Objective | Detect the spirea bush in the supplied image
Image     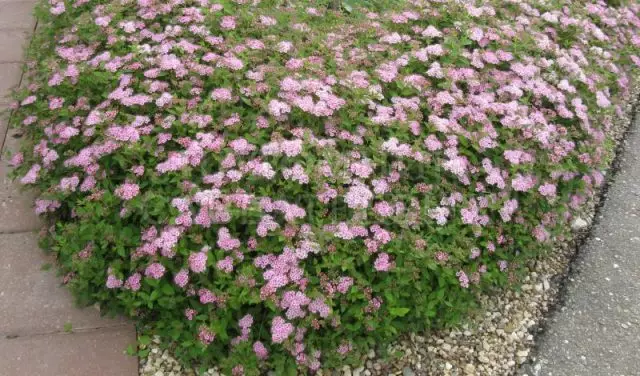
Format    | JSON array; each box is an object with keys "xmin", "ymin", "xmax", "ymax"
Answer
[{"xmin": 8, "ymin": 0, "xmax": 640, "ymax": 373}]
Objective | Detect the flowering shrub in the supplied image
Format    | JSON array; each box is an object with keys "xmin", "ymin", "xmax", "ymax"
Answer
[{"xmin": 8, "ymin": 0, "xmax": 640, "ymax": 373}]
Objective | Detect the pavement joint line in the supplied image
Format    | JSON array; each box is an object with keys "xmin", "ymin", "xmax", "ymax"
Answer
[
  {"xmin": 0, "ymin": 227, "xmax": 40, "ymax": 235},
  {"xmin": 2, "ymin": 323, "xmax": 133, "ymax": 341},
  {"xmin": 0, "ymin": 28, "xmax": 33, "ymax": 32}
]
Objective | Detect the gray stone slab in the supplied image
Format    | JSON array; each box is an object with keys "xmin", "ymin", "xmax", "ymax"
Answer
[
  {"xmin": 0, "ymin": 1, "xmax": 36, "ymax": 30},
  {"xmin": 0, "ymin": 232, "xmax": 129, "ymax": 336},
  {"xmin": 0, "ymin": 326, "xmax": 138, "ymax": 376},
  {"xmin": 0, "ymin": 126, "xmax": 42, "ymax": 233},
  {"xmin": 0, "ymin": 63, "xmax": 21, "ymax": 105},
  {"xmin": 0, "ymin": 106, "xmax": 9, "ymax": 148},
  {"xmin": 520, "ymin": 130, "xmax": 640, "ymax": 374},
  {"xmin": 0, "ymin": 29, "xmax": 30, "ymax": 62},
  {"xmin": 1, "ymin": 119, "xmax": 22, "ymax": 162},
  {"xmin": 0, "ymin": 163, "xmax": 40, "ymax": 233}
]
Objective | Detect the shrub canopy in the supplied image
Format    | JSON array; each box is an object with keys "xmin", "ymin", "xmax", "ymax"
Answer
[{"xmin": 9, "ymin": 0, "xmax": 640, "ymax": 373}]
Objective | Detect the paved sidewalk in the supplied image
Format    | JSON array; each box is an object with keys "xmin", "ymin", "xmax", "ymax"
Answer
[
  {"xmin": 0, "ymin": 1, "xmax": 137, "ymax": 375},
  {"xmin": 520, "ymin": 118, "xmax": 640, "ymax": 374}
]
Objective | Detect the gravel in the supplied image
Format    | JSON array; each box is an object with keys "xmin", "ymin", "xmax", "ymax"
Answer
[{"xmin": 139, "ymin": 70, "xmax": 640, "ymax": 376}]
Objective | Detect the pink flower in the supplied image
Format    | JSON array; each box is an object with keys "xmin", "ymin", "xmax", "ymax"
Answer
[
  {"xmin": 280, "ymin": 139, "xmax": 303, "ymax": 157},
  {"xmin": 132, "ymin": 165, "xmax": 145, "ymax": 176},
  {"xmin": 216, "ymin": 256, "xmax": 234, "ymax": 273},
  {"xmin": 504, "ymin": 150, "xmax": 534, "ymax": 165},
  {"xmin": 211, "ymin": 88, "xmax": 234, "ymax": 102},
  {"xmin": 456, "ymin": 271, "xmax": 469, "ymax": 288},
  {"xmin": 308, "ymin": 298, "xmax": 330, "ymax": 318},
  {"xmin": 596, "ymin": 91, "xmax": 611, "ymax": 108},
  {"xmin": 188, "ymin": 251, "xmax": 208, "ymax": 273},
  {"xmin": 511, "ymin": 174, "xmax": 535, "ymax": 192},
  {"xmin": 50, "ymin": 2, "xmax": 65, "ymax": 15},
  {"xmin": 253, "ymin": 341, "xmax": 269, "ymax": 359},
  {"xmin": 174, "ymin": 269, "xmax": 189, "ymax": 288},
  {"xmin": 282, "ymin": 164, "xmax": 309, "ymax": 184},
  {"xmin": 198, "ymin": 326, "xmax": 216, "ymax": 345},
  {"xmin": 155, "ymin": 92, "xmax": 173, "ymax": 107},
  {"xmin": 239, "ymin": 314, "xmax": 253, "ymax": 329},
  {"xmin": 373, "ymin": 253, "xmax": 393, "ymax": 272},
  {"xmin": 49, "ymin": 97, "xmax": 64, "ymax": 110},
  {"xmin": 257, "ymin": 215, "xmax": 279, "ymax": 237},
  {"xmin": 198, "ymin": 288, "xmax": 217, "ymax": 304},
  {"xmin": 232, "ymin": 365, "xmax": 244, "ymax": 376},
  {"xmin": 59, "ymin": 176, "xmax": 80, "ymax": 192},
  {"xmin": 145, "ymin": 263, "xmax": 166, "ymax": 279},
  {"xmin": 424, "ymin": 135, "xmax": 443, "ymax": 151},
  {"xmin": 337, "ymin": 342, "xmax": 352, "ymax": 355},
  {"xmin": 106, "ymin": 274, "xmax": 123, "ymax": 289},
  {"xmin": 217, "ymin": 227, "xmax": 241, "ymax": 250},
  {"xmin": 259, "ymin": 15, "xmax": 276, "ymax": 26},
  {"xmin": 469, "ymin": 27, "xmax": 484, "ymax": 41},
  {"xmin": 277, "ymin": 41, "xmax": 293, "ymax": 53},
  {"xmin": 125, "ymin": 273, "xmax": 142, "ymax": 291},
  {"xmin": 428, "ymin": 206, "xmax": 449, "ymax": 225},
  {"xmin": 443, "ymin": 156, "xmax": 468, "ymax": 177},
  {"xmin": 344, "ymin": 184, "xmax": 373, "ymax": 209},
  {"xmin": 499, "ymin": 199, "xmax": 519, "ymax": 222},
  {"xmin": 268, "ymin": 100, "xmax": 291, "ymax": 117},
  {"xmin": 115, "ymin": 182, "xmax": 140, "ymax": 200},
  {"xmin": 20, "ymin": 164, "xmax": 41, "ymax": 184},
  {"xmin": 271, "ymin": 316, "xmax": 294, "ymax": 343},
  {"xmin": 336, "ymin": 277, "xmax": 353, "ymax": 294},
  {"xmin": 185, "ymin": 308, "xmax": 197, "ymax": 321},
  {"xmin": 21, "ymin": 95, "xmax": 36, "ymax": 106},
  {"xmin": 220, "ymin": 16, "xmax": 236, "ymax": 30},
  {"xmin": 350, "ymin": 161, "xmax": 374, "ymax": 178},
  {"xmin": 539, "ymin": 183, "xmax": 557, "ymax": 198},
  {"xmin": 281, "ymin": 291, "xmax": 311, "ymax": 319}
]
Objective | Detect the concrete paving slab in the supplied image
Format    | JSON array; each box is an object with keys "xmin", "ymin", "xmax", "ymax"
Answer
[
  {"xmin": 0, "ymin": 63, "xmax": 21, "ymax": 105},
  {"xmin": 0, "ymin": 326, "xmax": 138, "ymax": 376},
  {"xmin": 0, "ymin": 232, "xmax": 128, "ymax": 336},
  {"xmin": 0, "ymin": 29, "xmax": 30, "ymax": 62},
  {"xmin": 0, "ymin": 106, "xmax": 10, "ymax": 147},
  {"xmin": 0, "ymin": 126, "xmax": 42, "ymax": 233},
  {"xmin": 0, "ymin": 164, "xmax": 40, "ymax": 233},
  {"xmin": 0, "ymin": 1, "xmax": 36, "ymax": 30},
  {"xmin": 1, "ymin": 114, "xmax": 18, "ymax": 156}
]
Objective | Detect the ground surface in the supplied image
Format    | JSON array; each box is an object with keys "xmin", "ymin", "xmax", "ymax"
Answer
[
  {"xmin": 520, "ymin": 117, "xmax": 640, "ymax": 375},
  {"xmin": 0, "ymin": 1, "xmax": 137, "ymax": 375}
]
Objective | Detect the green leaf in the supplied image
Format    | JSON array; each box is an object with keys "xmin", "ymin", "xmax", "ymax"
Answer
[
  {"xmin": 389, "ymin": 307, "xmax": 410, "ymax": 317},
  {"xmin": 139, "ymin": 335, "xmax": 151, "ymax": 346},
  {"xmin": 126, "ymin": 344, "xmax": 137, "ymax": 356},
  {"xmin": 161, "ymin": 283, "xmax": 175, "ymax": 296},
  {"xmin": 63, "ymin": 322, "xmax": 73, "ymax": 333}
]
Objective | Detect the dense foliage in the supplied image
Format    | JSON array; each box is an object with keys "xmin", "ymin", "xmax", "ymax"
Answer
[{"xmin": 8, "ymin": 0, "xmax": 640, "ymax": 373}]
